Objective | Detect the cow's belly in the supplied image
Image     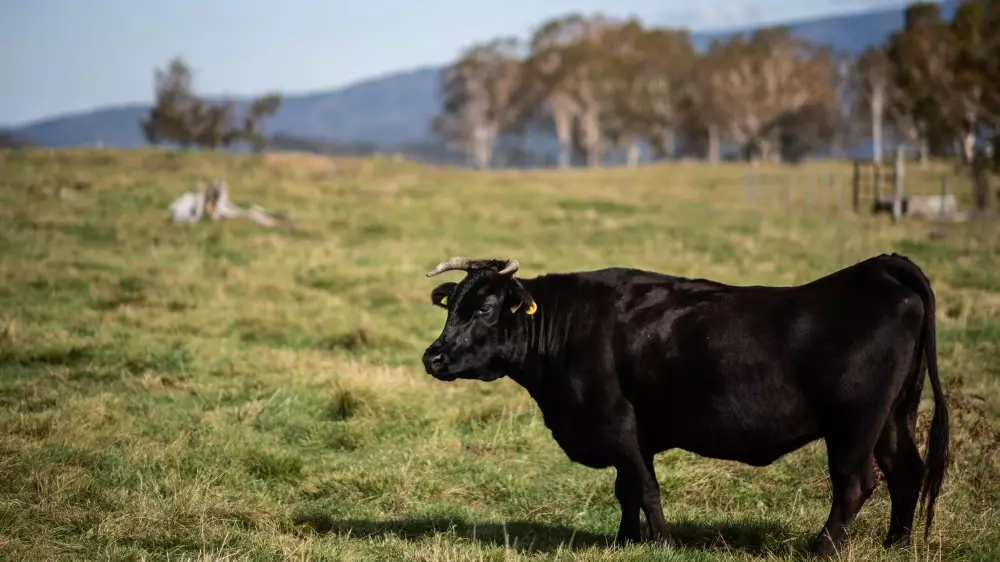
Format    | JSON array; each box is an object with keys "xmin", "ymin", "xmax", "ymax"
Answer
[
  {"xmin": 672, "ymin": 423, "xmax": 821, "ymax": 466},
  {"xmin": 653, "ymin": 387, "xmax": 822, "ymax": 466},
  {"xmin": 543, "ymin": 414, "xmax": 619, "ymax": 469}
]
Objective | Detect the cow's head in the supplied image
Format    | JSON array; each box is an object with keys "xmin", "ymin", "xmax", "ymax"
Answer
[{"xmin": 421, "ymin": 256, "xmax": 536, "ymax": 382}]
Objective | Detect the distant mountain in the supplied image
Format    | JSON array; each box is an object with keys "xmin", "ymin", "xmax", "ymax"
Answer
[
  {"xmin": 8, "ymin": 67, "xmax": 441, "ymax": 149},
  {"xmin": 8, "ymin": 1, "xmax": 958, "ymax": 152},
  {"xmin": 8, "ymin": 104, "xmax": 151, "ymax": 148},
  {"xmin": 690, "ymin": 1, "xmax": 958, "ymax": 54}
]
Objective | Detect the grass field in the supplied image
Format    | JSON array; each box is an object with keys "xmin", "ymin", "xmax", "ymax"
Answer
[{"xmin": 1, "ymin": 148, "xmax": 999, "ymax": 561}]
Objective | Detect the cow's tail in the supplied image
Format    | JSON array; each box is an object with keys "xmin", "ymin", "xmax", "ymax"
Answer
[{"xmin": 888, "ymin": 254, "xmax": 949, "ymax": 540}]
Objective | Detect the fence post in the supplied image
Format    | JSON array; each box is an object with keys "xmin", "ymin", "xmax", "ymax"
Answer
[
  {"xmin": 852, "ymin": 161, "xmax": 860, "ymax": 213},
  {"xmin": 892, "ymin": 146, "xmax": 905, "ymax": 223},
  {"xmin": 834, "ymin": 173, "xmax": 842, "ymax": 212},
  {"xmin": 820, "ymin": 173, "xmax": 828, "ymax": 212},
  {"xmin": 805, "ymin": 174, "xmax": 813, "ymax": 211},
  {"xmin": 787, "ymin": 174, "xmax": 795, "ymax": 212},
  {"xmin": 940, "ymin": 175, "xmax": 948, "ymax": 217},
  {"xmin": 874, "ymin": 163, "xmax": 883, "ymax": 201}
]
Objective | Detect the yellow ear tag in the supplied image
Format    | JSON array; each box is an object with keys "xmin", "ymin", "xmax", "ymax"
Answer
[
  {"xmin": 526, "ymin": 300, "xmax": 537, "ymax": 315},
  {"xmin": 440, "ymin": 296, "xmax": 448, "ymax": 305}
]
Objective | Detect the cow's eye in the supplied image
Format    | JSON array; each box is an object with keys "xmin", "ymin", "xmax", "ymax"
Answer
[{"xmin": 477, "ymin": 302, "xmax": 494, "ymax": 315}]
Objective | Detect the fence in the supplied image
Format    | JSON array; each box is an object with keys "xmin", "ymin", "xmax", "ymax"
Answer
[
  {"xmin": 743, "ymin": 172, "xmax": 852, "ymax": 214},
  {"xmin": 743, "ymin": 147, "xmax": 960, "ymax": 221}
]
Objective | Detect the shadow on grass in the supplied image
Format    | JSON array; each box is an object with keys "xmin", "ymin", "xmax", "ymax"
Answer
[{"xmin": 293, "ymin": 513, "xmax": 795, "ymax": 555}]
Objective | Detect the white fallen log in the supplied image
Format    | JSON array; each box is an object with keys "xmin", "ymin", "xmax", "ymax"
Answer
[
  {"xmin": 168, "ymin": 190, "xmax": 205, "ymax": 224},
  {"xmin": 168, "ymin": 178, "xmax": 287, "ymax": 228}
]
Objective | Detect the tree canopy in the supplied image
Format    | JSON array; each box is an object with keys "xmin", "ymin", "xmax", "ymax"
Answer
[
  {"xmin": 140, "ymin": 57, "xmax": 282, "ymax": 152},
  {"xmin": 432, "ymin": 1, "xmax": 1000, "ymax": 182}
]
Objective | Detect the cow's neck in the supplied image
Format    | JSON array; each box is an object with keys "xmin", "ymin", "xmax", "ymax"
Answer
[{"xmin": 501, "ymin": 278, "xmax": 571, "ymax": 397}]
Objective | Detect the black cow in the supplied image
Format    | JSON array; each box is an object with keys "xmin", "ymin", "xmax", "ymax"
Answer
[{"xmin": 420, "ymin": 254, "xmax": 949, "ymax": 556}]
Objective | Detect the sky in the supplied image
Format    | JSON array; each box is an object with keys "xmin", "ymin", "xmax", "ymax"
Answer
[{"xmin": 1, "ymin": 0, "xmax": 912, "ymax": 127}]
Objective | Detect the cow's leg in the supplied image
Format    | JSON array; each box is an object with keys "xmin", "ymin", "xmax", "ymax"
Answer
[
  {"xmin": 875, "ymin": 373, "xmax": 926, "ymax": 548},
  {"xmin": 614, "ymin": 469, "xmax": 641, "ymax": 545},
  {"xmin": 810, "ymin": 430, "xmax": 880, "ymax": 556},
  {"xmin": 639, "ymin": 451, "xmax": 669, "ymax": 545},
  {"xmin": 613, "ymin": 441, "xmax": 669, "ymax": 546},
  {"xmin": 875, "ymin": 413, "xmax": 925, "ymax": 548}
]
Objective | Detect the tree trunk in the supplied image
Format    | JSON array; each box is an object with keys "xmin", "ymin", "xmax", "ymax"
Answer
[
  {"xmin": 757, "ymin": 137, "xmax": 779, "ymax": 164},
  {"xmin": 971, "ymin": 152, "xmax": 990, "ymax": 212},
  {"xmin": 919, "ymin": 140, "xmax": 929, "ymax": 168},
  {"xmin": 585, "ymin": 143, "xmax": 601, "ymax": 168},
  {"xmin": 962, "ymin": 131, "xmax": 975, "ymax": 166},
  {"xmin": 763, "ymin": 137, "xmax": 780, "ymax": 163},
  {"xmin": 871, "ymin": 85, "xmax": 884, "ymax": 165},
  {"xmin": 625, "ymin": 141, "xmax": 640, "ymax": 168},
  {"xmin": 549, "ymin": 93, "xmax": 576, "ymax": 169},
  {"xmin": 707, "ymin": 124, "xmax": 720, "ymax": 163},
  {"xmin": 554, "ymin": 112, "xmax": 572, "ymax": 169},
  {"xmin": 472, "ymin": 125, "xmax": 495, "ymax": 169},
  {"xmin": 581, "ymin": 110, "xmax": 602, "ymax": 168}
]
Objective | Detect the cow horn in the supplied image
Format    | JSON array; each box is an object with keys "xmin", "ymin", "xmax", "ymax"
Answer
[
  {"xmin": 497, "ymin": 259, "xmax": 519, "ymax": 276},
  {"xmin": 425, "ymin": 256, "xmax": 520, "ymax": 277},
  {"xmin": 426, "ymin": 256, "xmax": 473, "ymax": 277}
]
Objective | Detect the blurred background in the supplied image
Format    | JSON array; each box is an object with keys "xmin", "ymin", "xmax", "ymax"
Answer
[{"xmin": 3, "ymin": 0, "xmax": 996, "ymax": 186}]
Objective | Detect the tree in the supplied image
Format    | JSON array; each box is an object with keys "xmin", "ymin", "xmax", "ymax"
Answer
[
  {"xmin": 768, "ymin": 102, "xmax": 836, "ymax": 164},
  {"xmin": 528, "ymin": 14, "xmax": 621, "ymax": 168},
  {"xmin": 701, "ymin": 28, "xmax": 836, "ymax": 164},
  {"xmin": 241, "ymin": 93, "xmax": 282, "ymax": 152},
  {"xmin": 951, "ymin": 0, "xmax": 1000, "ymax": 162},
  {"xmin": 828, "ymin": 53, "xmax": 857, "ymax": 159},
  {"xmin": 885, "ymin": 3, "xmax": 961, "ymax": 165},
  {"xmin": 950, "ymin": 0, "xmax": 1000, "ymax": 208},
  {"xmin": 434, "ymin": 37, "xmax": 535, "ymax": 168},
  {"xmin": 883, "ymin": 0, "xmax": 1000, "ymax": 209},
  {"xmin": 684, "ymin": 41, "xmax": 734, "ymax": 162},
  {"xmin": 595, "ymin": 20, "xmax": 648, "ymax": 166},
  {"xmin": 852, "ymin": 47, "xmax": 893, "ymax": 164},
  {"xmin": 141, "ymin": 57, "xmax": 200, "ymax": 148},
  {"xmin": 603, "ymin": 23, "xmax": 696, "ymax": 164},
  {"xmin": 139, "ymin": 56, "xmax": 281, "ymax": 152}
]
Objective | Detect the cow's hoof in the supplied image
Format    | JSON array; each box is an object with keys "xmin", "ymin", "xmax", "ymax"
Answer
[
  {"xmin": 807, "ymin": 535, "xmax": 838, "ymax": 557},
  {"xmin": 649, "ymin": 535, "xmax": 674, "ymax": 549},
  {"xmin": 614, "ymin": 533, "xmax": 639, "ymax": 548},
  {"xmin": 882, "ymin": 533, "xmax": 910, "ymax": 549}
]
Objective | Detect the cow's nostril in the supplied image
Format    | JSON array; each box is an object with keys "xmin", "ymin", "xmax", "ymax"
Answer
[
  {"xmin": 423, "ymin": 351, "xmax": 447, "ymax": 374},
  {"xmin": 429, "ymin": 354, "xmax": 445, "ymax": 369}
]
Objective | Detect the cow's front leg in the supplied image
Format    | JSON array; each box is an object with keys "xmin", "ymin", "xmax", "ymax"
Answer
[
  {"xmin": 614, "ymin": 469, "xmax": 640, "ymax": 545},
  {"xmin": 614, "ymin": 446, "xmax": 670, "ymax": 546}
]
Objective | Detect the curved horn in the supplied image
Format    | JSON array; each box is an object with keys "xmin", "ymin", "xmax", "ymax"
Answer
[
  {"xmin": 426, "ymin": 256, "xmax": 473, "ymax": 277},
  {"xmin": 497, "ymin": 259, "xmax": 520, "ymax": 276}
]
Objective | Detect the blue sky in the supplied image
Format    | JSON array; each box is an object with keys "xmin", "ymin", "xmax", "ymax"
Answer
[{"xmin": 1, "ymin": 0, "xmax": 910, "ymax": 126}]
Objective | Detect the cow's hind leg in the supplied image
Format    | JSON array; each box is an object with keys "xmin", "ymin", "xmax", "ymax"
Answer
[
  {"xmin": 810, "ymin": 425, "xmax": 881, "ymax": 556},
  {"xmin": 875, "ymin": 382, "xmax": 926, "ymax": 547}
]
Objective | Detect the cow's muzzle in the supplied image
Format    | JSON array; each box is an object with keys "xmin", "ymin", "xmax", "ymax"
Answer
[{"xmin": 422, "ymin": 348, "xmax": 456, "ymax": 380}]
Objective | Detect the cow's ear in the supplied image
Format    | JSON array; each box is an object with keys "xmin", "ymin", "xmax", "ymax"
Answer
[
  {"xmin": 506, "ymin": 279, "xmax": 537, "ymax": 316},
  {"xmin": 430, "ymin": 282, "xmax": 457, "ymax": 308}
]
